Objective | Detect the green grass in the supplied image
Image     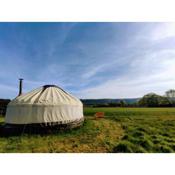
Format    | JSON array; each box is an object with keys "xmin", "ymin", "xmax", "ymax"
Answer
[
  {"xmin": 1, "ymin": 107, "xmax": 175, "ymax": 153},
  {"xmin": 85, "ymin": 107, "xmax": 175, "ymax": 153},
  {"xmin": 0, "ymin": 115, "xmax": 123, "ymax": 153}
]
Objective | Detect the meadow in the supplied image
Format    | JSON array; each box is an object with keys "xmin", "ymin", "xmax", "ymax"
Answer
[{"xmin": 1, "ymin": 107, "xmax": 175, "ymax": 153}]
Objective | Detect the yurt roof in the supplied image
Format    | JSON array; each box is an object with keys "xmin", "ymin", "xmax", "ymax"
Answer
[{"xmin": 9, "ymin": 85, "xmax": 82, "ymax": 106}]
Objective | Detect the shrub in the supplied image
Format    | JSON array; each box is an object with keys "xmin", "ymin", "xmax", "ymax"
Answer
[{"xmin": 138, "ymin": 93, "xmax": 171, "ymax": 107}]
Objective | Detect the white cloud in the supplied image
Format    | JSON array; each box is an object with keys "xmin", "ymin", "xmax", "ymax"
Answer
[
  {"xmin": 81, "ymin": 64, "xmax": 106, "ymax": 79},
  {"xmin": 151, "ymin": 23, "xmax": 175, "ymax": 40},
  {"xmin": 77, "ymin": 49, "xmax": 175, "ymax": 98}
]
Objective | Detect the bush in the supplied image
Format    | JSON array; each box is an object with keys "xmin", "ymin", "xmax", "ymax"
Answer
[{"xmin": 138, "ymin": 93, "xmax": 171, "ymax": 107}]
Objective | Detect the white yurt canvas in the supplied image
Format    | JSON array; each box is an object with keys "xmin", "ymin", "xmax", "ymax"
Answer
[{"xmin": 5, "ymin": 85, "xmax": 84, "ymax": 127}]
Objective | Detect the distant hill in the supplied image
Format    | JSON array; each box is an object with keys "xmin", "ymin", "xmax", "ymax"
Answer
[{"xmin": 81, "ymin": 98, "xmax": 140, "ymax": 106}]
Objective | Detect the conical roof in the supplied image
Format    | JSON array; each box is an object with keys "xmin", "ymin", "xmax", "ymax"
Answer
[{"xmin": 9, "ymin": 85, "xmax": 82, "ymax": 106}]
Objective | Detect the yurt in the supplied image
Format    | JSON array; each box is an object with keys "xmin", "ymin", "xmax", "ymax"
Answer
[{"xmin": 4, "ymin": 82, "xmax": 84, "ymax": 133}]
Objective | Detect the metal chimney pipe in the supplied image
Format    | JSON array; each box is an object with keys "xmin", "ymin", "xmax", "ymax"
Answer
[{"xmin": 18, "ymin": 78, "xmax": 23, "ymax": 96}]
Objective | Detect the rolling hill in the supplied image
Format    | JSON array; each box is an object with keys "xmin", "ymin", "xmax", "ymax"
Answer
[{"xmin": 81, "ymin": 98, "xmax": 140, "ymax": 106}]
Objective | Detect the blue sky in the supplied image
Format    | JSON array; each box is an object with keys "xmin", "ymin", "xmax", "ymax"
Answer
[{"xmin": 0, "ymin": 22, "xmax": 175, "ymax": 99}]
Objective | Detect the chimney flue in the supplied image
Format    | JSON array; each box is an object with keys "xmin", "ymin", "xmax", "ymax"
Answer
[{"xmin": 18, "ymin": 78, "xmax": 23, "ymax": 96}]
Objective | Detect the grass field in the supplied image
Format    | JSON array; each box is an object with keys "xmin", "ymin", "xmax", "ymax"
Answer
[{"xmin": 1, "ymin": 107, "xmax": 175, "ymax": 153}]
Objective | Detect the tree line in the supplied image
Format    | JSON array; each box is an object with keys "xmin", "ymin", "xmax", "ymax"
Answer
[
  {"xmin": 138, "ymin": 89, "xmax": 175, "ymax": 107},
  {"xmin": 90, "ymin": 89, "xmax": 175, "ymax": 107}
]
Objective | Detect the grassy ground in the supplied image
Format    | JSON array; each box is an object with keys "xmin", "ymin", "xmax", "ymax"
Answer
[
  {"xmin": 0, "ymin": 114, "xmax": 123, "ymax": 153},
  {"xmin": 1, "ymin": 107, "xmax": 175, "ymax": 153}
]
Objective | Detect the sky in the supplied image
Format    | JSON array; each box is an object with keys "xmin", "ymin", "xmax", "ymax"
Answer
[{"xmin": 0, "ymin": 22, "xmax": 175, "ymax": 99}]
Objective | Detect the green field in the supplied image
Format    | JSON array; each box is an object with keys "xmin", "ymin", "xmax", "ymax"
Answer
[{"xmin": 1, "ymin": 107, "xmax": 175, "ymax": 153}]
